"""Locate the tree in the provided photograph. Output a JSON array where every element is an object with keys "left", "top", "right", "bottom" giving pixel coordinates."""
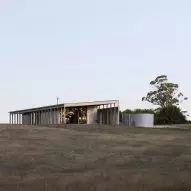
[
  {"left": 121, "top": 107, "right": 188, "bottom": 125},
  {"left": 154, "top": 105, "right": 187, "bottom": 125},
  {"left": 123, "top": 109, "right": 133, "bottom": 114},
  {"left": 141, "top": 75, "right": 189, "bottom": 125},
  {"left": 133, "top": 108, "right": 155, "bottom": 114},
  {"left": 123, "top": 108, "right": 154, "bottom": 114},
  {"left": 142, "top": 75, "right": 188, "bottom": 108}
]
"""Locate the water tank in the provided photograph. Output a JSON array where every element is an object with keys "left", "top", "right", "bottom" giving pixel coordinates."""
[
  {"left": 130, "top": 114, "right": 154, "bottom": 128},
  {"left": 122, "top": 113, "right": 154, "bottom": 128}
]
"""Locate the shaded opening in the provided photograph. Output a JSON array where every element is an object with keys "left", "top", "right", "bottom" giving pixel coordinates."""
[{"left": 65, "top": 107, "right": 87, "bottom": 124}]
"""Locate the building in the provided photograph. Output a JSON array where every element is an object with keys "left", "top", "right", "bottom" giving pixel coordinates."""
[{"left": 9, "top": 100, "right": 120, "bottom": 125}]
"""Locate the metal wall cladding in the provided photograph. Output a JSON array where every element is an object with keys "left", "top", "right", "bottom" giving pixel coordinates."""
[{"left": 122, "top": 113, "right": 154, "bottom": 128}]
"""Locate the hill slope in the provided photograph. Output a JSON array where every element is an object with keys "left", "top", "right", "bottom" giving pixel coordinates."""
[{"left": 0, "top": 125, "right": 190, "bottom": 190}]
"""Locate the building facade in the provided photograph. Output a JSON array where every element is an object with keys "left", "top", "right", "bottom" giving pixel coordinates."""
[{"left": 9, "top": 100, "right": 120, "bottom": 125}]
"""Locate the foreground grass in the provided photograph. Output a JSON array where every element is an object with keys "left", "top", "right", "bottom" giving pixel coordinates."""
[{"left": 0, "top": 125, "right": 190, "bottom": 190}]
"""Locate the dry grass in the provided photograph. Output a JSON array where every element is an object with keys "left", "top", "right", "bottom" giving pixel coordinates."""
[{"left": 0, "top": 125, "right": 190, "bottom": 190}]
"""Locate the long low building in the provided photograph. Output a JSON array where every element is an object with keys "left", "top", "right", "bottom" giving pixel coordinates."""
[{"left": 9, "top": 100, "right": 120, "bottom": 125}]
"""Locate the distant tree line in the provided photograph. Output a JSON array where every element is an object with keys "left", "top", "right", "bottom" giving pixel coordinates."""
[
  {"left": 121, "top": 106, "right": 190, "bottom": 125},
  {"left": 121, "top": 75, "right": 190, "bottom": 125}
]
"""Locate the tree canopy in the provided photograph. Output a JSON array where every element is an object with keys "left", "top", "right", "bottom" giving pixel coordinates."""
[
  {"left": 140, "top": 75, "right": 189, "bottom": 124},
  {"left": 154, "top": 105, "right": 187, "bottom": 125},
  {"left": 142, "top": 75, "right": 188, "bottom": 108}
]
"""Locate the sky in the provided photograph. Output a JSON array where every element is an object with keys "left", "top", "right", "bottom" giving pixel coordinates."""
[{"left": 0, "top": 0, "right": 191, "bottom": 122}]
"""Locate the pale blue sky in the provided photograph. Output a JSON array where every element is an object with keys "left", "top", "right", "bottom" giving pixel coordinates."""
[{"left": 0, "top": 0, "right": 191, "bottom": 122}]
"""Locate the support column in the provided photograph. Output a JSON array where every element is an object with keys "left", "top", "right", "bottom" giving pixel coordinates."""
[
  {"left": 45, "top": 110, "right": 47, "bottom": 125},
  {"left": 57, "top": 108, "right": 59, "bottom": 124},
  {"left": 107, "top": 105, "right": 109, "bottom": 125},
  {"left": 55, "top": 107, "right": 59, "bottom": 125},
  {"left": 39, "top": 111, "right": 41, "bottom": 125},
  {"left": 9, "top": 113, "right": 11, "bottom": 124},
  {"left": 55, "top": 109, "right": 58, "bottom": 124},
  {"left": 49, "top": 109, "right": 52, "bottom": 124},
  {"left": 35, "top": 112, "right": 36, "bottom": 125},
  {"left": 102, "top": 105, "right": 105, "bottom": 124},
  {"left": 48, "top": 109, "right": 50, "bottom": 124},
  {"left": 17, "top": 114, "right": 19, "bottom": 124},
  {"left": 77, "top": 108, "right": 79, "bottom": 124},
  {"left": 47, "top": 110, "right": 49, "bottom": 125},
  {"left": 43, "top": 111, "right": 45, "bottom": 125},
  {"left": 104, "top": 105, "right": 106, "bottom": 124},
  {"left": 52, "top": 109, "right": 55, "bottom": 125},
  {"left": 59, "top": 108, "right": 61, "bottom": 124},
  {"left": 100, "top": 106, "right": 102, "bottom": 125},
  {"left": 14, "top": 114, "right": 16, "bottom": 124},
  {"left": 50, "top": 109, "right": 52, "bottom": 124},
  {"left": 19, "top": 114, "right": 22, "bottom": 124},
  {"left": 111, "top": 104, "right": 114, "bottom": 125},
  {"left": 40, "top": 111, "right": 42, "bottom": 125},
  {"left": 33, "top": 113, "right": 35, "bottom": 125},
  {"left": 18, "top": 113, "right": 20, "bottom": 125},
  {"left": 36, "top": 112, "right": 38, "bottom": 125},
  {"left": 54, "top": 109, "right": 56, "bottom": 124},
  {"left": 46, "top": 111, "right": 48, "bottom": 125},
  {"left": 52, "top": 109, "right": 55, "bottom": 124},
  {"left": 60, "top": 108, "right": 62, "bottom": 124},
  {"left": 55, "top": 108, "right": 59, "bottom": 125},
  {"left": 109, "top": 104, "right": 112, "bottom": 125},
  {"left": 117, "top": 102, "right": 120, "bottom": 125},
  {"left": 12, "top": 114, "right": 13, "bottom": 124},
  {"left": 41, "top": 111, "right": 43, "bottom": 125},
  {"left": 114, "top": 104, "right": 116, "bottom": 125},
  {"left": 63, "top": 107, "right": 66, "bottom": 124},
  {"left": 43, "top": 110, "right": 45, "bottom": 125},
  {"left": 18, "top": 114, "right": 20, "bottom": 124},
  {"left": 57, "top": 109, "right": 59, "bottom": 124},
  {"left": 55, "top": 109, "right": 57, "bottom": 124},
  {"left": 34, "top": 112, "right": 36, "bottom": 125},
  {"left": 35, "top": 112, "right": 37, "bottom": 125},
  {"left": 31, "top": 113, "right": 33, "bottom": 125},
  {"left": 97, "top": 106, "right": 100, "bottom": 124},
  {"left": 48, "top": 110, "right": 50, "bottom": 125},
  {"left": 33, "top": 112, "right": 35, "bottom": 125}
]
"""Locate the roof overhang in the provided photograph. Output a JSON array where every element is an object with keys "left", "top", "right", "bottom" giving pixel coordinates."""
[{"left": 9, "top": 100, "right": 119, "bottom": 114}]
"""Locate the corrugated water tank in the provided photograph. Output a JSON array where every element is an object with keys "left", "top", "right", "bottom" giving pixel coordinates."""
[{"left": 122, "top": 113, "right": 154, "bottom": 128}]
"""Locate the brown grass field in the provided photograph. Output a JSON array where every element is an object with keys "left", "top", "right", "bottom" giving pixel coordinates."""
[{"left": 0, "top": 124, "right": 191, "bottom": 190}]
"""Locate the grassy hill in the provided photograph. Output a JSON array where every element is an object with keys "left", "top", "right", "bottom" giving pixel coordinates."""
[{"left": 0, "top": 125, "right": 190, "bottom": 190}]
